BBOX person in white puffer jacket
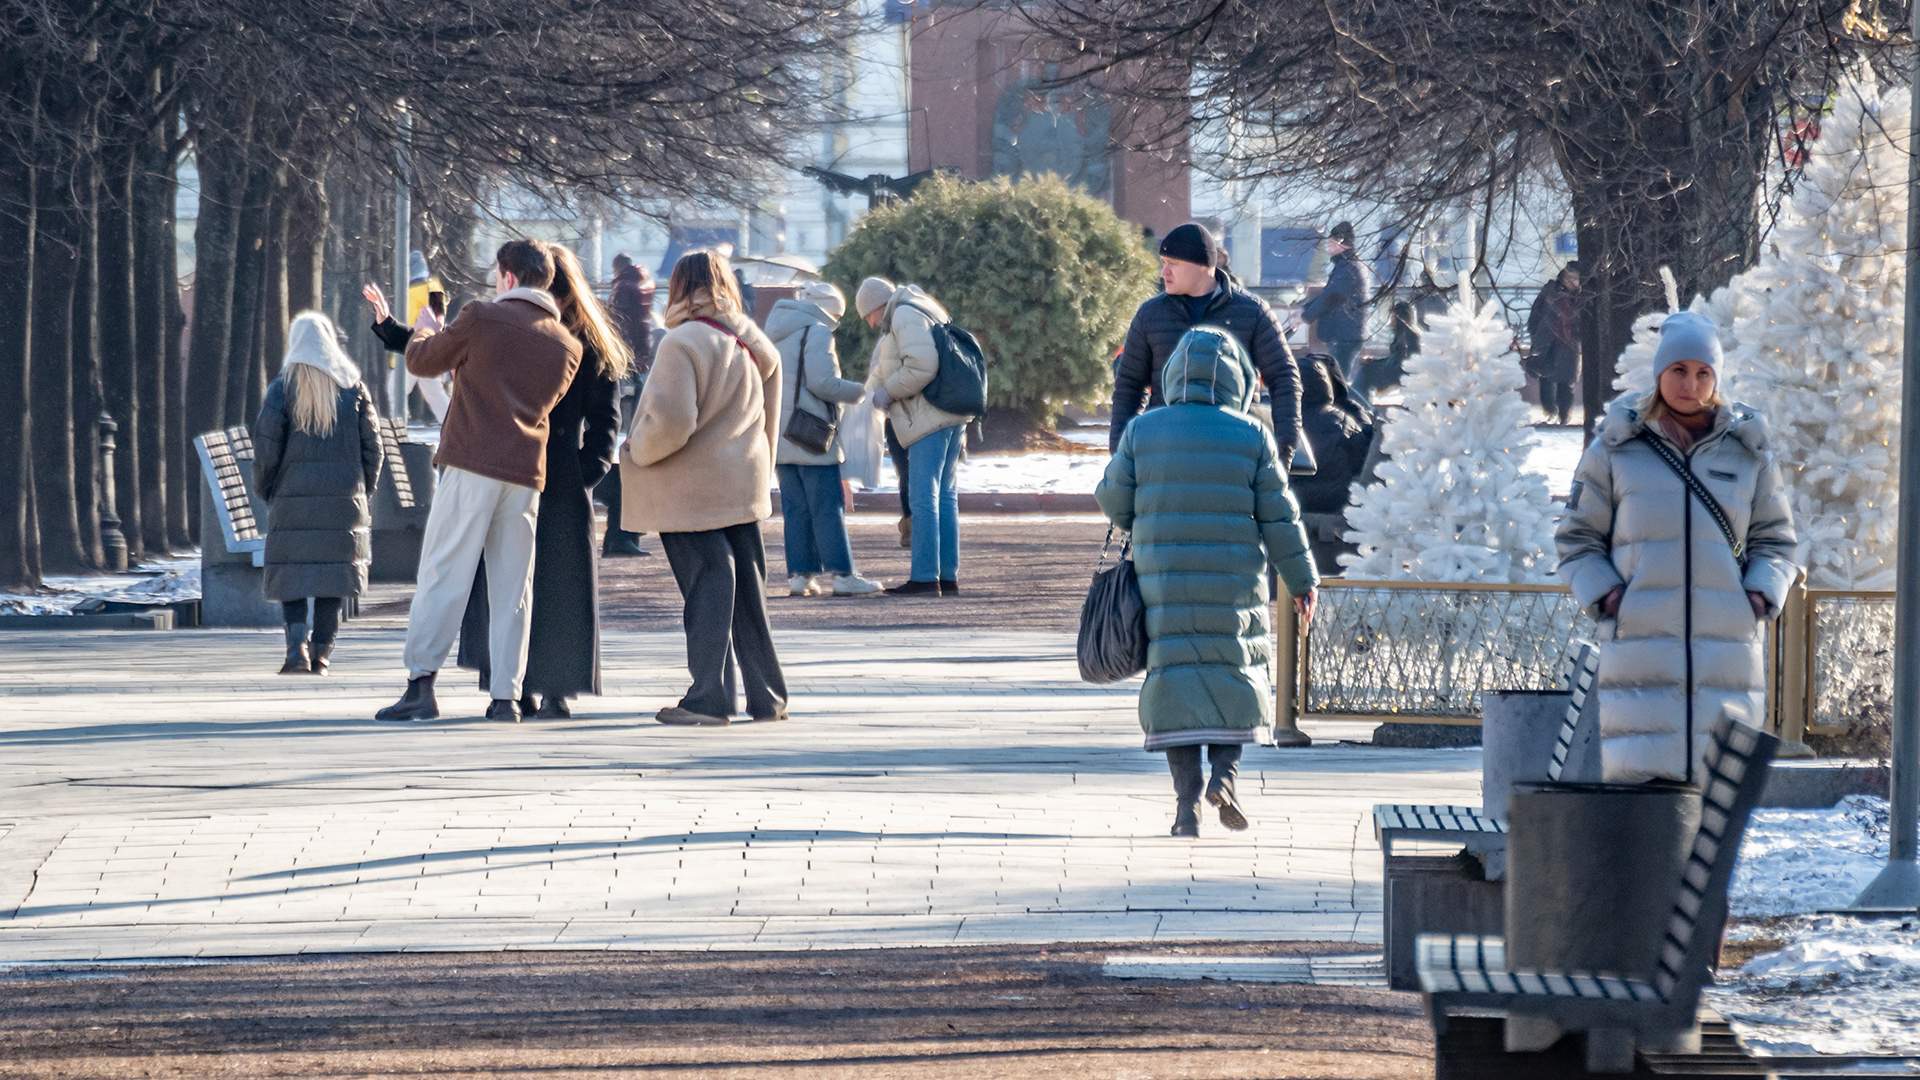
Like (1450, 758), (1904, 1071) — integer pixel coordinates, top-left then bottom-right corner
(1555, 312), (1800, 785)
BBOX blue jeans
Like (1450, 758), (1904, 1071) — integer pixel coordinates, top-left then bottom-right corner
(906, 426), (962, 582)
(776, 463), (854, 577)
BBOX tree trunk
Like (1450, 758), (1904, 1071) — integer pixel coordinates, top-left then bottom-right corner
(0, 152), (38, 588)
(258, 184), (293, 402)
(226, 153), (273, 428)
(30, 148), (86, 573)
(287, 172), (327, 313)
(70, 153), (105, 569)
(99, 145), (143, 563)
(134, 112), (174, 554)
(185, 129), (243, 499)
(158, 115), (190, 549)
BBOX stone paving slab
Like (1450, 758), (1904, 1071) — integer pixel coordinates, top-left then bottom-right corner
(0, 626), (1479, 961)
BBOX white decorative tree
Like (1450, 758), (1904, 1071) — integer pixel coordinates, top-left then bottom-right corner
(1732, 77), (1908, 589)
(1341, 279), (1559, 582)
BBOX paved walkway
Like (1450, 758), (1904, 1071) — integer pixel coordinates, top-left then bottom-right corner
(0, 624), (1478, 962)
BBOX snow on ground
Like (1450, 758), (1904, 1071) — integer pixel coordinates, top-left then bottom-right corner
(0, 556), (201, 616)
(1709, 796), (1920, 1059)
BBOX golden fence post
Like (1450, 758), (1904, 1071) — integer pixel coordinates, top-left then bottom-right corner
(1775, 581), (1815, 757)
(1272, 594), (1311, 747)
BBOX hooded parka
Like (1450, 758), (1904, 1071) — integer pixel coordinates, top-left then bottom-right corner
(1097, 327), (1321, 751)
(767, 297), (864, 466)
(867, 286), (969, 449)
(1556, 398), (1800, 784)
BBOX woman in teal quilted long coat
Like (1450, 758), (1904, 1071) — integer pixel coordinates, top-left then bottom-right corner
(1097, 327), (1320, 838)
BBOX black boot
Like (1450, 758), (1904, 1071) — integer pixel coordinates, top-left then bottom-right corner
(518, 693), (538, 718)
(487, 698), (522, 723)
(938, 580), (960, 596)
(603, 531), (647, 557)
(536, 695), (572, 719)
(1206, 744), (1249, 832)
(375, 673), (439, 722)
(279, 623), (311, 675)
(309, 640), (334, 676)
(1167, 746), (1204, 837)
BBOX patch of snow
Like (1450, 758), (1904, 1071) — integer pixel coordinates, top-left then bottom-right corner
(0, 556), (201, 616)
(1733, 796), (1887, 917)
(1709, 797), (1918, 1057)
(843, 452), (1108, 496)
(1711, 914), (1920, 1058)
(1525, 427), (1586, 499)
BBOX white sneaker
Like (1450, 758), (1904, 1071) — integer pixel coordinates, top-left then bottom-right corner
(831, 573), (886, 597)
(788, 575), (822, 597)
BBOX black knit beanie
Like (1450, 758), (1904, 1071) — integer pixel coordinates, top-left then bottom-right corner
(1159, 222), (1220, 268)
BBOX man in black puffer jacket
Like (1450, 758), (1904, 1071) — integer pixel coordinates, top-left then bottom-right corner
(1109, 223), (1303, 462)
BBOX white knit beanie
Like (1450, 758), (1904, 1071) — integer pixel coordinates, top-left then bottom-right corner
(800, 281), (847, 322)
(855, 276), (897, 320)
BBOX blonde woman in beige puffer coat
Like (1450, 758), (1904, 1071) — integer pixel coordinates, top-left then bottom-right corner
(1555, 312), (1799, 785)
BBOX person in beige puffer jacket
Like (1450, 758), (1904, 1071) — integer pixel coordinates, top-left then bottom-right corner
(1555, 312), (1799, 785)
(621, 250), (789, 726)
(856, 277), (970, 596)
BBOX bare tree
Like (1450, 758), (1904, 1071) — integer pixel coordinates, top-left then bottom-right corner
(1008, 0), (1901, 431)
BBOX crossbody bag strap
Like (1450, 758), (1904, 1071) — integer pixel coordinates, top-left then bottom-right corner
(694, 316), (752, 353)
(1634, 429), (1744, 562)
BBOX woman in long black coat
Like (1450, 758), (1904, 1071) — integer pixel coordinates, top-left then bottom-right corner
(457, 244), (628, 717)
(254, 312), (383, 675)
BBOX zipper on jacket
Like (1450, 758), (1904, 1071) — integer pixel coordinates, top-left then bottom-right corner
(1680, 445), (1696, 787)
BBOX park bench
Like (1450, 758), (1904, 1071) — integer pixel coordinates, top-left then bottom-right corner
(370, 418), (434, 582)
(195, 425), (277, 626)
(1377, 640), (1599, 989)
(1416, 716), (1779, 1075)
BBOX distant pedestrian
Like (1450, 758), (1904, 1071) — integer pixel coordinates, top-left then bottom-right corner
(1412, 269), (1448, 328)
(768, 282), (885, 597)
(253, 312), (383, 676)
(364, 239), (584, 724)
(1527, 261), (1583, 426)
(857, 276), (969, 596)
(1300, 221), (1372, 391)
(621, 249), (789, 726)
(457, 244), (627, 719)
(1358, 298), (1418, 399)
(1291, 354), (1375, 516)
(599, 253), (654, 558)
(1110, 222), (1303, 469)
(1555, 312), (1799, 784)
(1098, 327), (1320, 837)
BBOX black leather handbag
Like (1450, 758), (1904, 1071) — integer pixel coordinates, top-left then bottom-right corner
(1077, 528), (1149, 684)
(783, 325), (839, 456)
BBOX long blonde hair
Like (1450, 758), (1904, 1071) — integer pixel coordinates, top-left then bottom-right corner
(547, 244), (633, 381)
(667, 248), (745, 321)
(287, 363), (341, 437)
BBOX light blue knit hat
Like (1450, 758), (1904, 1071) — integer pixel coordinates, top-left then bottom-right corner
(1653, 311), (1722, 381)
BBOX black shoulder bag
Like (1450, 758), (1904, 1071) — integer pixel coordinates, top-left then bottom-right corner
(783, 325), (840, 456)
(1076, 527), (1149, 684)
(1635, 430), (1744, 566)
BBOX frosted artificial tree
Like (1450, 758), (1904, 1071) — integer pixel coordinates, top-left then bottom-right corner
(1341, 280), (1559, 582)
(1732, 77), (1908, 589)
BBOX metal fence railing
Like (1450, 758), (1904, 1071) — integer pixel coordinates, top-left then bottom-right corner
(1274, 579), (1897, 749)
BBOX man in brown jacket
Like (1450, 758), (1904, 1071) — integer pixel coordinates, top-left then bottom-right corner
(370, 239), (583, 724)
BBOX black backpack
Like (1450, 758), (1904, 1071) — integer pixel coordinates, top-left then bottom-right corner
(900, 302), (989, 419)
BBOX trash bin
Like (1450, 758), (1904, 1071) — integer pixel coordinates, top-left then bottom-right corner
(1480, 690), (1571, 822)
(1503, 780), (1701, 981)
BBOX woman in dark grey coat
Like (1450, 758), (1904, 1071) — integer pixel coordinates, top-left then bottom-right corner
(457, 244), (627, 717)
(254, 312), (383, 675)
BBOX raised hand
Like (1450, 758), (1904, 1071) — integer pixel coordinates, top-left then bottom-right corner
(361, 282), (393, 324)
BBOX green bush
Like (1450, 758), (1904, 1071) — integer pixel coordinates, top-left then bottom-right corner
(822, 173), (1157, 423)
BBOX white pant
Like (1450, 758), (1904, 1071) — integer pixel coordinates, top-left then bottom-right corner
(408, 372), (451, 422)
(402, 466), (540, 699)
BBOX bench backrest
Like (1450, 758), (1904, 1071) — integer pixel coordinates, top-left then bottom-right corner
(194, 425), (263, 554)
(1547, 642), (1600, 782)
(1655, 716), (1777, 1010)
(377, 418), (416, 510)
